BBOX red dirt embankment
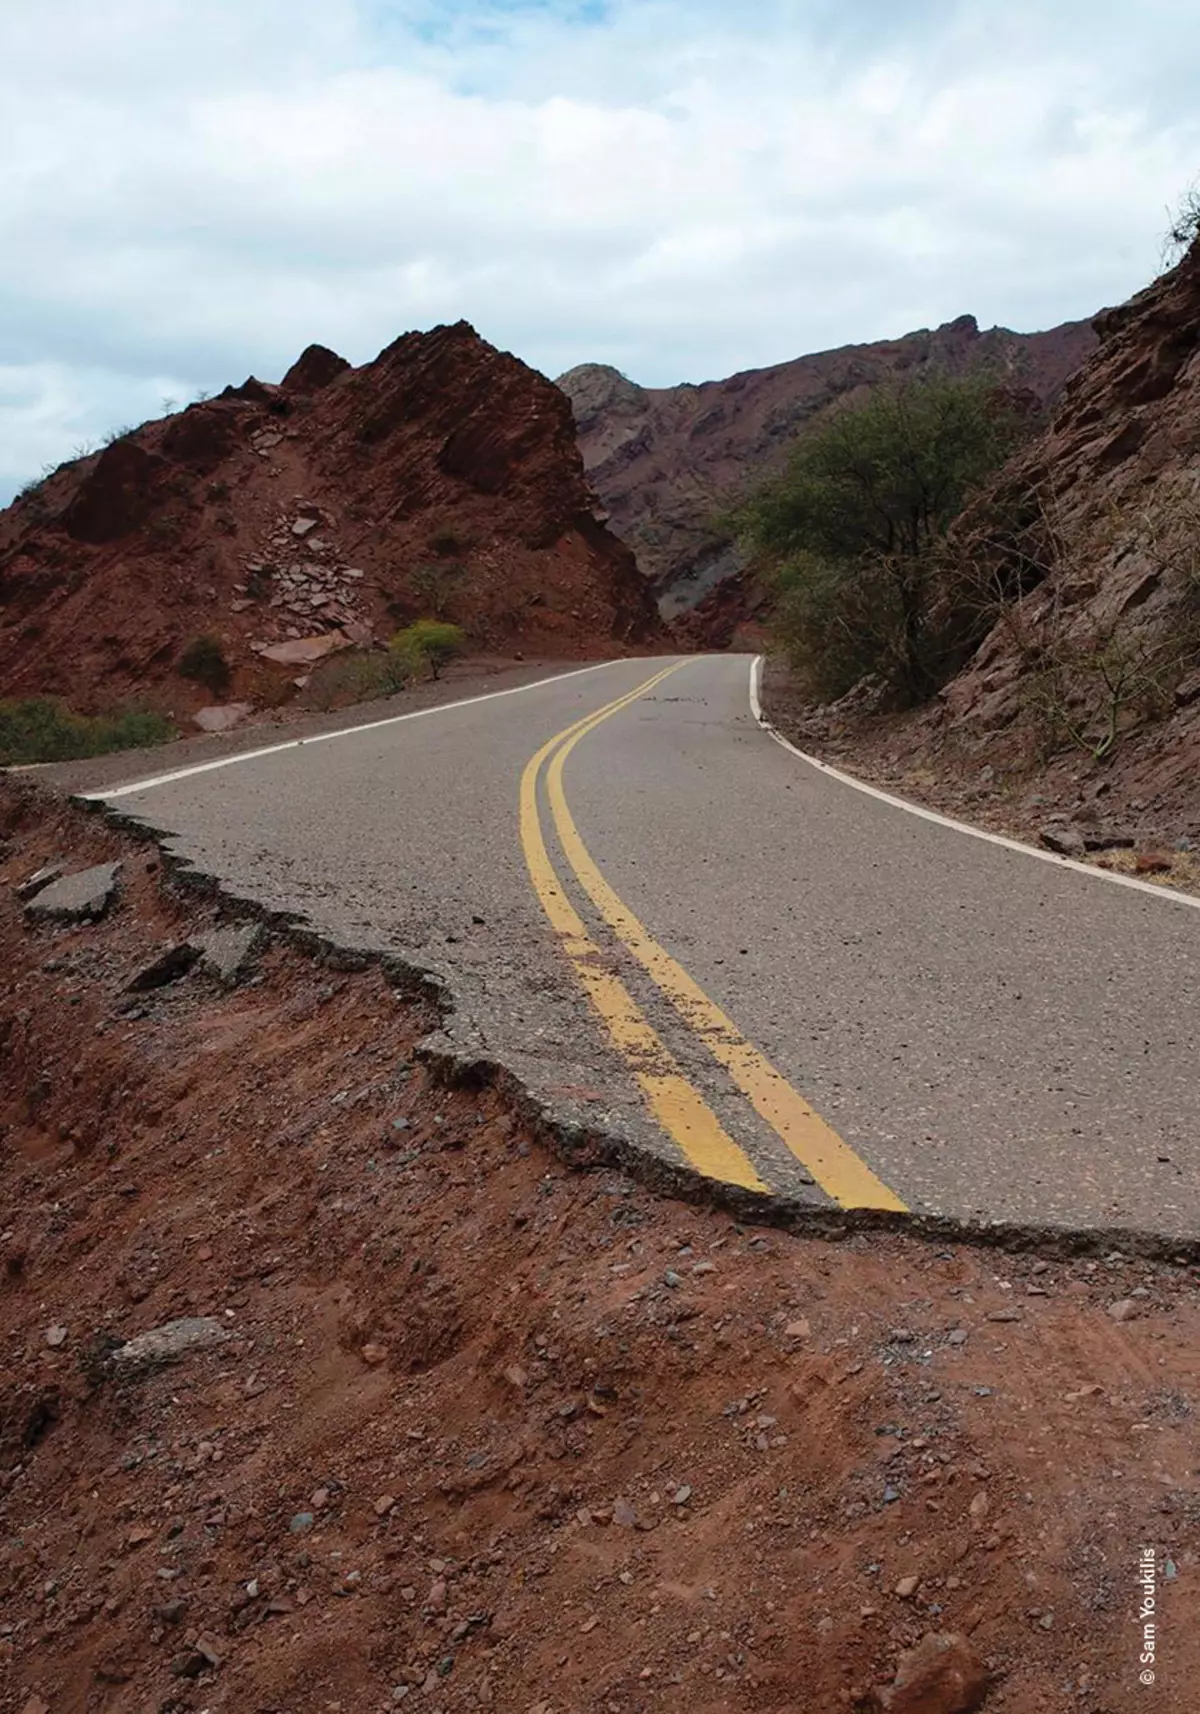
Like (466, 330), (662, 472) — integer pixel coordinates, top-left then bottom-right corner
(0, 325), (665, 717)
(1, 782), (1197, 1714)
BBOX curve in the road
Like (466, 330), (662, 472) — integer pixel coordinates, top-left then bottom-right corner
(73, 650), (1200, 1242)
(523, 658), (907, 1211)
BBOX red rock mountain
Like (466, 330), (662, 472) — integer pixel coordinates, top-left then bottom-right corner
(0, 322), (663, 711)
(558, 313), (1097, 621)
(924, 239), (1200, 829)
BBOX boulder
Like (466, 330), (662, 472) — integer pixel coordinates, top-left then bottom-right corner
(874, 1631), (990, 1713)
(1038, 824), (1086, 858)
(193, 702), (253, 733)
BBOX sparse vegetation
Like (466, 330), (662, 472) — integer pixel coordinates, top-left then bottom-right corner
(427, 523), (473, 558)
(1164, 182), (1200, 262)
(101, 424), (136, 447)
(392, 619), (466, 681)
(303, 646), (411, 711)
(738, 373), (1029, 704)
(408, 560), (468, 618)
(15, 473), (49, 503)
(971, 490), (1200, 762)
(0, 698), (176, 766)
(145, 509), (186, 545)
(177, 633), (232, 696)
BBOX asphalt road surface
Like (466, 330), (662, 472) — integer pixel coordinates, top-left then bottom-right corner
(84, 654), (1200, 1240)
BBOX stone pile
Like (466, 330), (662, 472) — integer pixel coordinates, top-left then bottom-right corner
(242, 503), (375, 660)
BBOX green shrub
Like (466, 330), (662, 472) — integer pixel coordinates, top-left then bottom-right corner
(178, 633), (231, 696)
(737, 373), (1027, 705)
(392, 620), (465, 681)
(0, 698), (176, 766)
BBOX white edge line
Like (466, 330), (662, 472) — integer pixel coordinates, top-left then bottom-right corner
(749, 655), (1200, 914)
(80, 659), (639, 801)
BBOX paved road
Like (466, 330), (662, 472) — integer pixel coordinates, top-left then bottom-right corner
(85, 653), (1200, 1239)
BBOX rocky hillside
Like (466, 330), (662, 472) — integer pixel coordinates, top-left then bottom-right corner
(0, 323), (663, 714)
(559, 315), (1096, 619)
(765, 238), (1200, 857)
(936, 239), (1200, 824)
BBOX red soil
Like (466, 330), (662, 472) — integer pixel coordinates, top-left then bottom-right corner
(1, 782), (1197, 1714)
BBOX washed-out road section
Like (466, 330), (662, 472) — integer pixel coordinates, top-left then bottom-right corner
(74, 653), (1200, 1240)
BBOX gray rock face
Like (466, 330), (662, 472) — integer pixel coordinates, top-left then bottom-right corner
(24, 861), (121, 921)
(110, 1317), (228, 1371)
(194, 923), (262, 984)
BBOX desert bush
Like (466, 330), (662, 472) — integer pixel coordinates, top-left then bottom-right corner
(738, 373), (1028, 704)
(304, 646), (410, 711)
(392, 620), (466, 681)
(408, 560), (468, 618)
(427, 524), (473, 557)
(1164, 183), (1200, 261)
(968, 489), (1200, 762)
(0, 699), (176, 766)
(177, 633), (231, 696)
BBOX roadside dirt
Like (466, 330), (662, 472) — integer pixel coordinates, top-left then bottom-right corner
(22, 656), (596, 798)
(762, 659), (1200, 900)
(1, 782), (1197, 1714)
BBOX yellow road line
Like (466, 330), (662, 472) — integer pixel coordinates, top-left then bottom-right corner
(544, 674), (907, 1212)
(519, 665), (768, 1194)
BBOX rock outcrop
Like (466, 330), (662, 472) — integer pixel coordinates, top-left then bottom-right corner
(767, 239), (1200, 843)
(558, 314), (1096, 620)
(924, 238), (1200, 826)
(0, 322), (663, 711)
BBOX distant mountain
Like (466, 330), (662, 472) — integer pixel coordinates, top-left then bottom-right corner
(558, 313), (1098, 619)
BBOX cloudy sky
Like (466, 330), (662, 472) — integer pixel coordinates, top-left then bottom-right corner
(2, 0), (1198, 501)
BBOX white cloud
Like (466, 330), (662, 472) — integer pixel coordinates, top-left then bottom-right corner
(2, 0), (1199, 499)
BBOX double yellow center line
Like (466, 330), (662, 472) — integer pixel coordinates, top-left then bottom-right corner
(519, 662), (906, 1211)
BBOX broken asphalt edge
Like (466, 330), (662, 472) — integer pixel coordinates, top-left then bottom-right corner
(70, 785), (1200, 1268)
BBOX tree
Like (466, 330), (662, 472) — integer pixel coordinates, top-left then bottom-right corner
(738, 373), (1028, 704)
(392, 620), (465, 681)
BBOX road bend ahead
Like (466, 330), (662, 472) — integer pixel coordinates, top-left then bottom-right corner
(87, 654), (1200, 1239)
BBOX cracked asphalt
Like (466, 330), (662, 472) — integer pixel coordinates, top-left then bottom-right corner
(78, 652), (1200, 1239)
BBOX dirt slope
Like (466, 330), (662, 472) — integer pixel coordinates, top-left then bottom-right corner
(2, 782), (1198, 1714)
(0, 324), (664, 715)
(558, 315), (1096, 621)
(763, 239), (1200, 852)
